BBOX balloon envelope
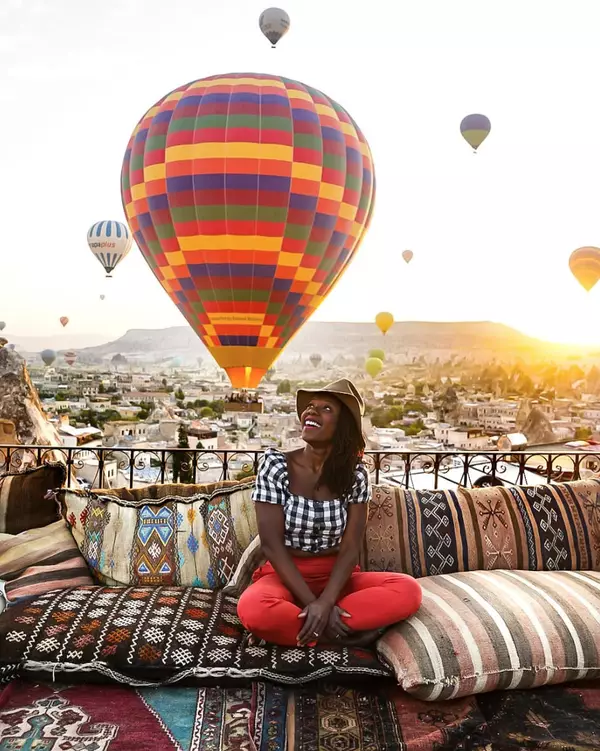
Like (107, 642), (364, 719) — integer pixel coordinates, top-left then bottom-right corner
(402, 249), (413, 264)
(100, 294), (105, 301)
(7, 343), (15, 351)
(121, 73), (375, 389)
(365, 356), (383, 378)
(0, 322), (5, 331)
(369, 348), (385, 361)
(460, 114), (491, 151)
(41, 349), (56, 367)
(60, 317), (69, 327)
(375, 312), (393, 335)
(569, 246), (600, 292)
(64, 350), (77, 366)
(309, 353), (322, 368)
(87, 221), (132, 276)
(259, 7), (290, 46)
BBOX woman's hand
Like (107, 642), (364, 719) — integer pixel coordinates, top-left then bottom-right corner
(326, 605), (352, 641)
(297, 599), (333, 646)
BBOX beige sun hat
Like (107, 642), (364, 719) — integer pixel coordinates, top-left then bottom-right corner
(296, 378), (364, 432)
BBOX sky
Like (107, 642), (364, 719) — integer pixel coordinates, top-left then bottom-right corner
(2, 0), (600, 345)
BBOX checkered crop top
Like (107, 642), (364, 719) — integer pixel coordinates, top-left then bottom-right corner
(252, 449), (371, 553)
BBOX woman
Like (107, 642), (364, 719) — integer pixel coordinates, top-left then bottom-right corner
(237, 378), (422, 648)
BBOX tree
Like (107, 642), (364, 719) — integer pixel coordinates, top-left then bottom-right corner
(277, 380), (291, 395)
(98, 383), (106, 394)
(200, 406), (215, 418)
(172, 424), (192, 483)
(174, 388), (185, 401)
(575, 427), (592, 441)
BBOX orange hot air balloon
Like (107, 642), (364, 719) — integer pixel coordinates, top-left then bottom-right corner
(569, 246), (600, 292)
(375, 311), (394, 335)
(60, 317), (69, 328)
(402, 249), (413, 264)
(121, 73), (375, 389)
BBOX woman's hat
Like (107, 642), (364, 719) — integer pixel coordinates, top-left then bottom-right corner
(296, 378), (364, 432)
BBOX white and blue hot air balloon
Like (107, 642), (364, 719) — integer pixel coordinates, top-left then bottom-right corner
(87, 220), (133, 277)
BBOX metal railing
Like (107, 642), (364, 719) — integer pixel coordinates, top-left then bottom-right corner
(1, 445), (599, 491)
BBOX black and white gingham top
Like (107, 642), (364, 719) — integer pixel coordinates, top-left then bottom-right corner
(252, 449), (371, 553)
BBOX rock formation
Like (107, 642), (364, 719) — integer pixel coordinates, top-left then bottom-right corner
(0, 347), (62, 468)
(521, 407), (557, 446)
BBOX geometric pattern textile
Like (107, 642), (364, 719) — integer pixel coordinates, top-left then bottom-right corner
(3, 678), (600, 750)
(0, 585), (391, 687)
(361, 479), (600, 577)
(121, 73), (376, 388)
(377, 569), (600, 701)
(53, 481), (258, 588)
(0, 462), (66, 534)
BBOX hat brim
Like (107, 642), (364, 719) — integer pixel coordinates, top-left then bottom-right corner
(296, 388), (363, 433)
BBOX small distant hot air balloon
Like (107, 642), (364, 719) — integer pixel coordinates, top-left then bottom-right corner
(60, 317), (69, 328)
(369, 348), (385, 361)
(309, 353), (322, 369)
(569, 246), (600, 292)
(460, 114), (491, 152)
(100, 294), (105, 301)
(7, 343), (15, 351)
(375, 312), (394, 335)
(365, 357), (383, 379)
(41, 349), (56, 367)
(402, 250), (413, 264)
(87, 220), (132, 277)
(0, 322), (5, 331)
(64, 351), (77, 367)
(259, 7), (290, 47)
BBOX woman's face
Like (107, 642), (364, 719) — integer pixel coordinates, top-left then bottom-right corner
(300, 395), (341, 444)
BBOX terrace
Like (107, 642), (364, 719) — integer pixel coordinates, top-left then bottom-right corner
(2, 445), (599, 490)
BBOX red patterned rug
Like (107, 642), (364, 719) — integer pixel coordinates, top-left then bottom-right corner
(0, 679), (599, 749)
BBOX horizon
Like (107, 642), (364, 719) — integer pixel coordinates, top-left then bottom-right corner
(3, 1), (600, 348)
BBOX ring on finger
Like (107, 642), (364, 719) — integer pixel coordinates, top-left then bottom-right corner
(313, 631), (319, 637)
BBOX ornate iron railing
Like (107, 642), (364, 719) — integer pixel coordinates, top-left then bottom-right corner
(1, 445), (599, 491)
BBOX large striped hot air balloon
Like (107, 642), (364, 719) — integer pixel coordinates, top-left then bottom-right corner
(569, 246), (600, 292)
(87, 220), (133, 277)
(121, 73), (376, 389)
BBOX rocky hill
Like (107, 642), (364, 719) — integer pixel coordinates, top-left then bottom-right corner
(76, 321), (551, 365)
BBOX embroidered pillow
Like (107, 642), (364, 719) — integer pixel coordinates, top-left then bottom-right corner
(55, 481), (258, 589)
(0, 463), (66, 534)
(362, 479), (600, 576)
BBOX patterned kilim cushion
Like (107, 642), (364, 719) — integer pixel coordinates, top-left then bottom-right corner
(362, 479), (600, 576)
(0, 586), (391, 686)
(377, 569), (600, 700)
(54, 481), (258, 589)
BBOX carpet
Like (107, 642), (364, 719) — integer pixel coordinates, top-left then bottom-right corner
(0, 679), (599, 750)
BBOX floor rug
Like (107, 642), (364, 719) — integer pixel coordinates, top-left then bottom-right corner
(1, 679), (599, 750)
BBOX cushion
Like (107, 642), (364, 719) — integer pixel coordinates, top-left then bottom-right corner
(222, 534), (266, 598)
(362, 479), (600, 576)
(95, 478), (247, 501)
(376, 569), (600, 700)
(0, 585), (391, 686)
(0, 520), (93, 603)
(0, 463), (66, 534)
(56, 481), (259, 589)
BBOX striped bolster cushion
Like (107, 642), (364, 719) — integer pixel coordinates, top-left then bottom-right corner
(376, 569), (600, 700)
(0, 520), (93, 602)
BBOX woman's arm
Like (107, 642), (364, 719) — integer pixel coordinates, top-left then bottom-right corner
(255, 503), (316, 608)
(318, 502), (368, 606)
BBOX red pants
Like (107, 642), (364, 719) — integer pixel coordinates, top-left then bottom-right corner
(237, 555), (422, 647)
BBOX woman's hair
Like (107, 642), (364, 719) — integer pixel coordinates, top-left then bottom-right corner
(317, 397), (365, 498)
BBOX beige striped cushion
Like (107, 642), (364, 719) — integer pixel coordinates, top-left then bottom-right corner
(0, 520), (93, 602)
(376, 569), (600, 700)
